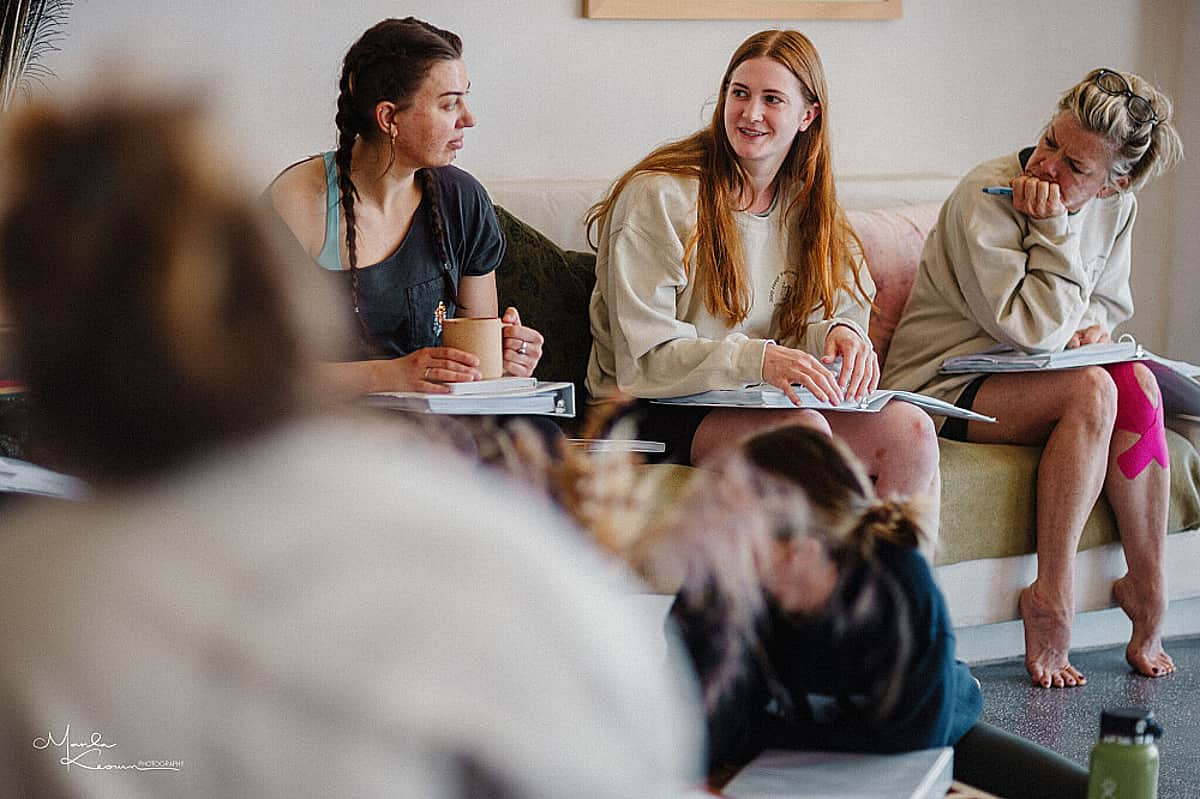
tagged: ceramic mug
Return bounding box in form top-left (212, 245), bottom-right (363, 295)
top-left (441, 316), bottom-right (504, 379)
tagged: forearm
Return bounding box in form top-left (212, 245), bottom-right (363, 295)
top-left (457, 272), bottom-right (499, 317)
top-left (304, 358), bottom-right (389, 399)
top-left (793, 262), bottom-right (873, 355)
top-left (798, 318), bottom-right (869, 356)
top-left (956, 211), bottom-right (1090, 352)
top-left (615, 335), bottom-right (769, 397)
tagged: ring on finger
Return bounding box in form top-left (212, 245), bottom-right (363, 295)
top-left (518, 341), bottom-right (528, 356)
top-left (423, 366), bottom-right (431, 380)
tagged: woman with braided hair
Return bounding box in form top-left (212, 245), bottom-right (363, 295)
top-left (269, 17), bottom-right (543, 394)
top-left (655, 424), bottom-right (1088, 796)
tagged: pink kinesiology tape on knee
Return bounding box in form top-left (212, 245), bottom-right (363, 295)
top-left (1105, 362), bottom-right (1168, 479)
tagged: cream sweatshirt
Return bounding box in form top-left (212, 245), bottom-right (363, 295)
top-left (881, 151), bottom-right (1135, 412)
top-left (586, 172), bottom-right (873, 399)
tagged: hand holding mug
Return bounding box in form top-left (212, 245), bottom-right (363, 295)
top-left (501, 306), bottom-right (544, 377)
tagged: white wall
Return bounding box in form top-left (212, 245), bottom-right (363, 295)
top-left (38, 0), bottom-right (1196, 356)
top-left (1163, 2), bottom-right (1200, 362)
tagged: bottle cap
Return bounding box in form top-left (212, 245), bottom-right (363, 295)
top-left (1100, 708), bottom-right (1164, 740)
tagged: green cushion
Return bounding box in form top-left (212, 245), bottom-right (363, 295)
top-left (935, 428), bottom-right (1200, 566)
top-left (493, 206), bottom-right (596, 412)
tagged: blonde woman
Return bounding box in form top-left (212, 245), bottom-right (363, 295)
top-left (882, 69), bottom-right (1184, 688)
top-left (585, 30), bottom-right (940, 539)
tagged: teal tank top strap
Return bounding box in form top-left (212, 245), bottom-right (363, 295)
top-left (316, 151), bottom-right (342, 271)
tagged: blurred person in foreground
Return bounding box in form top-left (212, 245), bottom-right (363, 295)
top-left (0, 90), bottom-right (701, 798)
top-left (635, 425), bottom-right (1087, 798)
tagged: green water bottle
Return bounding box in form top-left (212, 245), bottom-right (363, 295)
top-left (1087, 707), bottom-right (1163, 798)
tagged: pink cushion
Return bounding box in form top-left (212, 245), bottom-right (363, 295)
top-left (847, 204), bottom-right (942, 366)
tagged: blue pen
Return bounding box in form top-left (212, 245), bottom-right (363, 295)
top-left (981, 186), bottom-right (1014, 197)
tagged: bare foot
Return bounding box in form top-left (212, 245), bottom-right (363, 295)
top-left (1019, 584), bottom-right (1086, 688)
top-left (1113, 574), bottom-right (1176, 677)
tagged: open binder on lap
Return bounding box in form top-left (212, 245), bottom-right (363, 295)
top-left (652, 385), bottom-right (996, 423)
top-left (940, 338), bottom-right (1200, 416)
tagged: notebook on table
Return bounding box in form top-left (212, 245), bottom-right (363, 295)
top-left (720, 747), bottom-right (954, 799)
top-left (365, 380), bottom-right (575, 417)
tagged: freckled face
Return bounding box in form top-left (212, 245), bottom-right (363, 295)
top-left (1024, 112), bottom-right (1120, 212)
top-left (722, 57), bottom-right (818, 179)
top-left (390, 59), bottom-right (476, 170)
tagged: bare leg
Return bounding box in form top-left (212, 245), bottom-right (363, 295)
top-left (1103, 363), bottom-right (1175, 677)
top-left (691, 407), bottom-right (830, 466)
top-left (825, 402), bottom-right (941, 554)
top-left (967, 367), bottom-right (1117, 688)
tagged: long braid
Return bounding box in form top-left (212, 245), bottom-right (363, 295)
top-left (418, 167), bottom-right (459, 307)
top-left (334, 71), bottom-right (359, 273)
top-left (331, 18), bottom-right (462, 349)
top-left (334, 63), bottom-right (373, 346)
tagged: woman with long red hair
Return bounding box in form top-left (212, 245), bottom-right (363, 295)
top-left (586, 30), bottom-right (941, 540)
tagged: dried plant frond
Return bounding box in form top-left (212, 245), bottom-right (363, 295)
top-left (0, 1), bottom-right (74, 110)
top-left (551, 402), bottom-right (654, 554)
top-left (463, 399), bottom-right (666, 557)
top-left (467, 415), bottom-right (556, 494)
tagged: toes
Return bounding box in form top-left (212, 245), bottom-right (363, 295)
top-left (1129, 654), bottom-right (1169, 678)
top-left (1030, 664), bottom-right (1085, 689)
top-left (1027, 659), bottom-right (1089, 688)
top-left (1126, 643), bottom-right (1176, 677)
top-left (1151, 653), bottom-right (1175, 677)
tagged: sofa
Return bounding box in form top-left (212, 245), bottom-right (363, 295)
top-left (487, 176), bottom-right (1200, 663)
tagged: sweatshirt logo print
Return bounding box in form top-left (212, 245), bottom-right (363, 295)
top-left (769, 270), bottom-right (798, 306)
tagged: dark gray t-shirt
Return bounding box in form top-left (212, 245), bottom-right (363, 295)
top-left (319, 161), bottom-right (505, 358)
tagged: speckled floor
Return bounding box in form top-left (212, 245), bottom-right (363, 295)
top-left (971, 634), bottom-right (1199, 799)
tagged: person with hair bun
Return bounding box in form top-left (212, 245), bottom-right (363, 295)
top-left (654, 425), bottom-right (1088, 797)
top-left (585, 29), bottom-right (941, 543)
top-left (882, 68), bottom-right (1185, 688)
top-left (269, 17), bottom-right (543, 395)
